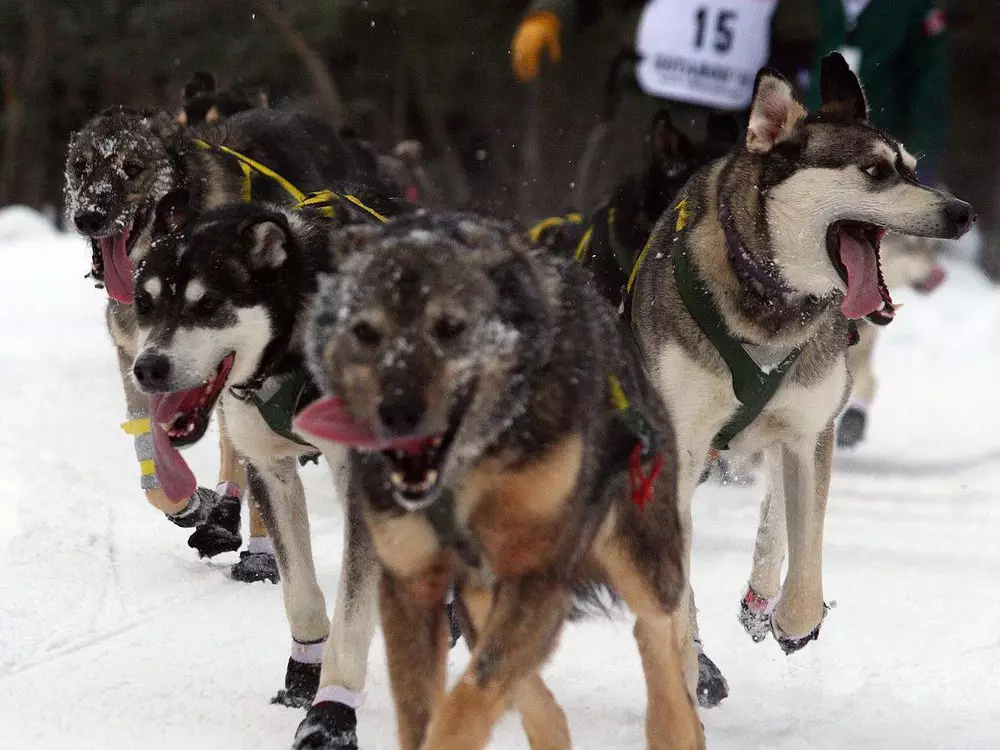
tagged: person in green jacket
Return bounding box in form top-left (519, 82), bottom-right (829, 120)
top-left (804, 0), bottom-right (949, 183)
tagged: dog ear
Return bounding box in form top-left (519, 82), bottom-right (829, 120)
top-left (746, 69), bottom-right (806, 153)
top-left (651, 109), bottom-right (692, 161)
top-left (240, 215), bottom-right (290, 269)
top-left (153, 188), bottom-right (197, 237)
top-left (819, 52), bottom-right (868, 121)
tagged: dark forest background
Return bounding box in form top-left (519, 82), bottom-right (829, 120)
top-left (2, 0), bottom-right (999, 276)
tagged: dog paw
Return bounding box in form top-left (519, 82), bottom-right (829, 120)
top-left (271, 658), bottom-right (320, 708)
top-left (773, 603), bottom-right (831, 655)
top-left (738, 586), bottom-right (776, 643)
top-left (230, 550), bottom-right (280, 583)
top-left (446, 599), bottom-right (462, 648)
top-left (696, 652), bottom-right (729, 708)
top-left (292, 702), bottom-right (358, 750)
top-left (836, 407), bottom-right (867, 448)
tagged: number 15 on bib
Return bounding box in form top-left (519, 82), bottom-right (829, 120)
top-left (635, 0), bottom-right (778, 111)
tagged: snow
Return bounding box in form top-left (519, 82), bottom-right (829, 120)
top-left (2, 223), bottom-right (999, 749)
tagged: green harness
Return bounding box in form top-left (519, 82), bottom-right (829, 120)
top-left (236, 371), bottom-right (318, 450)
top-left (629, 199), bottom-right (802, 452)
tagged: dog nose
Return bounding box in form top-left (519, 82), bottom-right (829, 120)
top-left (945, 199), bottom-right (975, 236)
top-left (378, 390), bottom-right (426, 436)
top-left (74, 210), bottom-right (108, 235)
top-left (133, 352), bottom-right (172, 391)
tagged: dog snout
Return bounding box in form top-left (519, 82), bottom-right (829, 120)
top-left (133, 352), bottom-right (173, 392)
top-left (378, 388), bottom-right (427, 437)
top-left (944, 199), bottom-right (975, 237)
top-left (74, 210), bottom-right (108, 235)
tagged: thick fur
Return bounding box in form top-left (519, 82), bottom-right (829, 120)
top-left (541, 109), bottom-right (740, 312)
top-left (627, 54), bottom-right (974, 698)
top-left (178, 71), bottom-right (269, 128)
top-left (129, 197), bottom-right (403, 737)
top-left (63, 104), bottom-right (381, 522)
top-left (301, 213), bottom-right (704, 750)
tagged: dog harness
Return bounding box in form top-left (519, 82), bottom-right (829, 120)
top-left (628, 198), bottom-right (802, 451)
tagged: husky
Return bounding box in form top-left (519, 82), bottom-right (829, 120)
top-left (622, 53), bottom-right (974, 704)
top-left (64, 104), bottom-right (377, 577)
top-left (838, 233), bottom-right (947, 447)
top-left (129, 192), bottom-right (431, 750)
top-left (294, 213), bottom-right (704, 750)
top-left (177, 71), bottom-right (269, 128)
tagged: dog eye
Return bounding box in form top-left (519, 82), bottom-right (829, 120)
top-left (72, 157), bottom-right (88, 174)
top-left (431, 316), bottom-right (467, 342)
top-left (134, 292), bottom-right (152, 315)
top-left (197, 295), bottom-right (223, 314)
top-left (352, 320), bottom-right (383, 346)
top-left (123, 161), bottom-right (143, 179)
top-left (863, 162), bottom-right (893, 181)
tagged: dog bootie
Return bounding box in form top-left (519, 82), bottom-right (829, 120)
top-left (272, 657), bottom-right (322, 708)
top-left (739, 586), bottom-right (777, 643)
top-left (231, 550), bottom-right (280, 583)
top-left (696, 651), bottom-right (729, 708)
top-left (446, 597), bottom-right (462, 648)
top-left (184, 488), bottom-right (242, 558)
top-left (773, 602), bottom-right (831, 655)
top-left (293, 702), bottom-right (358, 750)
top-left (837, 406), bottom-right (867, 448)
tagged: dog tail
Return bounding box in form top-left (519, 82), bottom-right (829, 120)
top-left (568, 580), bottom-right (622, 622)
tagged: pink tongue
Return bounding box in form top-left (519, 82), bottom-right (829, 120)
top-left (100, 231), bottom-right (134, 304)
top-left (295, 396), bottom-right (425, 452)
top-left (149, 393), bottom-right (197, 502)
top-left (838, 228), bottom-right (883, 319)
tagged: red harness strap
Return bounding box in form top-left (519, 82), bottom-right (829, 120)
top-left (628, 442), bottom-right (664, 510)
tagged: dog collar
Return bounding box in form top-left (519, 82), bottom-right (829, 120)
top-left (719, 201), bottom-right (790, 297)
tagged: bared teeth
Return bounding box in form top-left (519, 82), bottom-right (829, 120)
top-left (391, 471), bottom-right (405, 488)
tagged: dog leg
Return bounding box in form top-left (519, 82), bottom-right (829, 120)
top-left (420, 576), bottom-right (572, 750)
top-left (741, 445), bottom-right (787, 642)
top-left (294, 465), bottom-right (381, 750)
top-left (459, 584), bottom-right (571, 750)
top-left (381, 560), bottom-right (453, 750)
top-left (674, 459), bottom-right (708, 704)
top-left (771, 427), bottom-right (834, 653)
top-left (246, 459), bottom-right (329, 707)
top-left (596, 534), bottom-right (705, 750)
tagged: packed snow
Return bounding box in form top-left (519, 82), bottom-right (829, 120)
top-left (1, 209), bottom-right (998, 749)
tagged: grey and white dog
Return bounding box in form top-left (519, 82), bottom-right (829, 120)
top-left (627, 53), bottom-right (974, 704)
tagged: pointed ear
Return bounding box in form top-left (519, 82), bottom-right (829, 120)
top-left (746, 69), bottom-right (806, 153)
top-left (153, 188), bottom-right (196, 237)
top-left (819, 52), bottom-right (868, 121)
top-left (141, 109), bottom-right (183, 142)
top-left (651, 109), bottom-right (691, 161)
top-left (242, 217), bottom-right (289, 269)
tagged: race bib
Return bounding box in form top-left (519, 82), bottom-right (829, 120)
top-left (635, 0), bottom-right (778, 111)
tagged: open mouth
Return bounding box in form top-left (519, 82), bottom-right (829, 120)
top-left (151, 354), bottom-right (235, 448)
top-left (827, 221), bottom-right (895, 325)
top-left (382, 425), bottom-right (459, 508)
top-left (91, 206), bottom-right (151, 304)
top-left (294, 391), bottom-right (469, 510)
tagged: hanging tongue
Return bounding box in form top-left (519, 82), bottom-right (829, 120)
top-left (295, 396), bottom-right (427, 453)
top-left (149, 391), bottom-right (199, 502)
top-left (838, 226), bottom-right (884, 319)
top-left (100, 230), bottom-right (134, 304)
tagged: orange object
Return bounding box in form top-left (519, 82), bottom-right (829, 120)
top-left (511, 12), bottom-right (562, 81)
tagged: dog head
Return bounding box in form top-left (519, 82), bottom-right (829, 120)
top-left (65, 105), bottom-right (182, 304)
top-left (131, 193), bottom-right (319, 447)
top-left (742, 52), bottom-right (973, 324)
top-left (298, 213), bottom-right (553, 510)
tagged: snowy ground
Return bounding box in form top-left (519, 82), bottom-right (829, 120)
top-left (2, 212), bottom-right (998, 749)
